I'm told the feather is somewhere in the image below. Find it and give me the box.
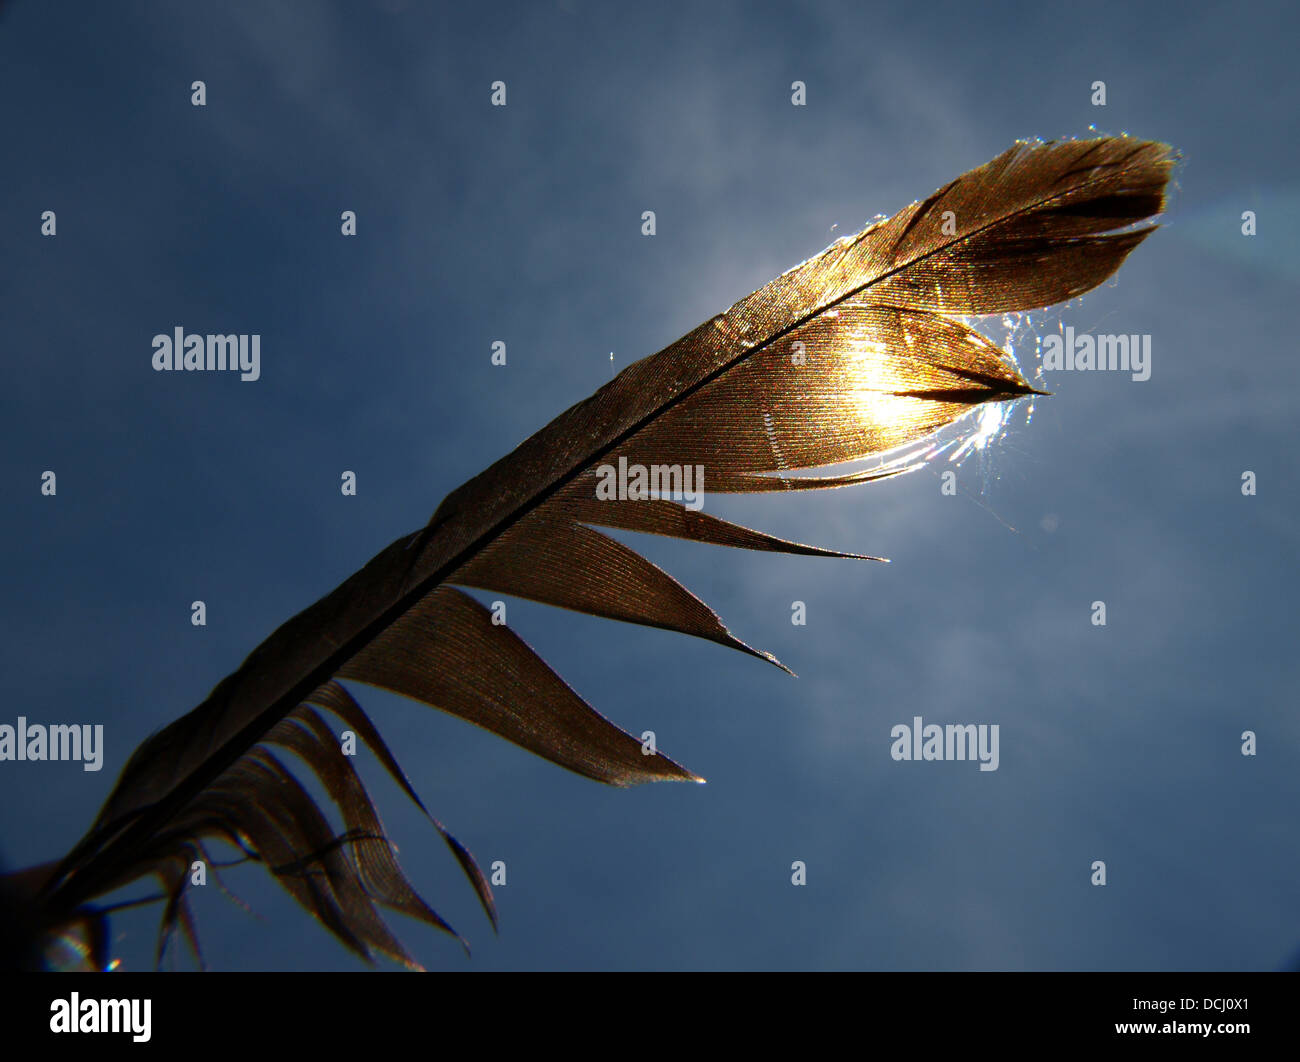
[5,135,1173,970]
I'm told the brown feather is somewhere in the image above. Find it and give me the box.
[10,136,1173,968]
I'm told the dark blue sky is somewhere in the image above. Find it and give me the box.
[2,0,1297,970]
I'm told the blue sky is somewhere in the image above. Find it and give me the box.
[1,0,1297,970]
